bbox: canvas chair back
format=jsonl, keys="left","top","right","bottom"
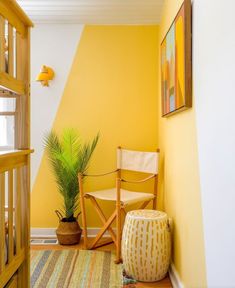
{"left": 117, "top": 148, "right": 159, "bottom": 174}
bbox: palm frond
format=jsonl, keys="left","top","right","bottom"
{"left": 78, "top": 133, "right": 99, "bottom": 173}
{"left": 44, "top": 129, "right": 99, "bottom": 219}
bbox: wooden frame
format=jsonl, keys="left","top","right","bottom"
{"left": 78, "top": 147, "right": 160, "bottom": 264}
{"left": 0, "top": 0, "right": 33, "bottom": 287}
{"left": 161, "top": 0, "right": 192, "bottom": 117}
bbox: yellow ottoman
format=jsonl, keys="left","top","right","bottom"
{"left": 122, "top": 210, "right": 171, "bottom": 282}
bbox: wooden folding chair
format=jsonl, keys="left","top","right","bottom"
{"left": 78, "top": 147, "right": 160, "bottom": 263}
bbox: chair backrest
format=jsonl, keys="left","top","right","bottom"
{"left": 117, "top": 148, "right": 159, "bottom": 174}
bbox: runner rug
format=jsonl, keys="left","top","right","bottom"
{"left": 30, "top": 249, "right": 123, "bottom": 288}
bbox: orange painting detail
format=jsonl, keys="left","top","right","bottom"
{"left": 175, "top": 5, "right": 185, "bottom": 108}
{"left": 161, "top": 0, "right": 191, "bottom": 117}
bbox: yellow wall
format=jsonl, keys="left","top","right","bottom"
{"left": 32, "top": 19, "right": 206, "bottom": 287}
{"left": 31, "top": 25, "right": 159, "bottom": 228}
{"left": 158, "top": 0, "right": 207, "bottom": 287}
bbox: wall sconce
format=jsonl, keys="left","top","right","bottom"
{"left": 36, "top": 65, "right": 55, "bottom": 87}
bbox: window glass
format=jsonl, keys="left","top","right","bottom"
{"left": 0, "top": 115, "right": 15, "bottom": 149}
{"left": 0, "top": 98, "right": 16, "bottom": 112}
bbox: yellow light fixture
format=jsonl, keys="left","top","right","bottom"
{"left": 36, "top": 65, "right": 55, "bottom": 87}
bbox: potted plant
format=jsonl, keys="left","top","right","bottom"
{"left": 44, "top": 129, "right": 99, "bottom": 245}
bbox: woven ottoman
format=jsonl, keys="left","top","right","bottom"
{"left": 122, "top": 210, "right": 171, "bottom": 282}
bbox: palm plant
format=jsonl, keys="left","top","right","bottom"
{"left": 44, "top": 129, "right": 99, "bottom": 222}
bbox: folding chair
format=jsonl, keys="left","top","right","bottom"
{"left": 78, "top": 147, "right": 160, "bottom": 263}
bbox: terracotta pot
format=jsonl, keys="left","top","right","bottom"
{"left": 56, "top": 221, "right": 82, "bottom": 245}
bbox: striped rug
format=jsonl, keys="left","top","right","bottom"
{"left": 31, "top": 250, "right": 123, "bottom": 288}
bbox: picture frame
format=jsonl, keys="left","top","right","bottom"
{"left": 161, "top": 0, "right": 192, "bottom": 117}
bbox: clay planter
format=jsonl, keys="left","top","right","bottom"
{"left": 56, "top": 220, "right": 82, "bottom": 245}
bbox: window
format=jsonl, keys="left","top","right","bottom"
{"left": 0, "top": 97, "right": 15, "bottom": 150}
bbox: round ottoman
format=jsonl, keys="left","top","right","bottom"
{"left": 122, "top": 210, "right": 171, "bottom": 282}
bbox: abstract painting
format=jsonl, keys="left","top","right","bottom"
{"left": 161, "top": 0, "right": 192, "bottom": 117}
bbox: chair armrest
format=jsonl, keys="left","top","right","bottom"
{"left": 82, "top": 169, "right": 119, "bottom": 177}
{"left": 121, "top": 174, "right": 156, "bottom": 184}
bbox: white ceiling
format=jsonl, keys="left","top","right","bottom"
{"left": 17, "top": 0, "right": 164, "bottom": 25}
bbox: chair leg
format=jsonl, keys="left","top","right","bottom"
{"left": 90, "top": 210, "right": 117, "bottom": 249}
{"left": 115, "top": 177, "right": 122, "bottom": 264}
{"left": 153, "top": 197, "right": 157, "bottom": 210}
{"left": 78, "top": 174, "right": 88, "bottom": 249}
{"left": 80, "top": 196, "right": 88, "bottom": 249}
{"left": 122, "top": 207, "right": 127, "bottom": 216}
{"left": 139, "top": 200, "right": 151, "bottom": 210}
{"left": 89, "top": 196, "right": 117, "bottom": 246}
{"left": 115, "top": 206, "right": 122, "bottom": 264}
{"left": 153, "top": 175, "right": 158, "bottom": 210}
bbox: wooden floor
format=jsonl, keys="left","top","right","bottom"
{"left": 31, "top": 238, "right": 172, "bottom": 288}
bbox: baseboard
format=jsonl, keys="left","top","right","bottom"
{"left": 169, "top": 263, "right": 184, "bottom": 288}
{"left": 31, "top": 227, "right": 111, "bottom": 238}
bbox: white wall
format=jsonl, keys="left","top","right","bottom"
{"left": 194, "top": 1, "right": 235, "bottom": 286}
{"left": 31, "top": 24, "right": 84, "bottom": 185}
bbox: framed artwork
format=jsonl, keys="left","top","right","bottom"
{"left": 161, "top": 0, "right": 192, "bottom": 117}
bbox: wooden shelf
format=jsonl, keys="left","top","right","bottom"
{"left": 0, "top": 149, "right": 34, "bottom": 173}
{"left": 0, "top": 149, "right": 34, "bottom": 159}
{"left": 0, "top": 72, "right": 25, "bottom": 95}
